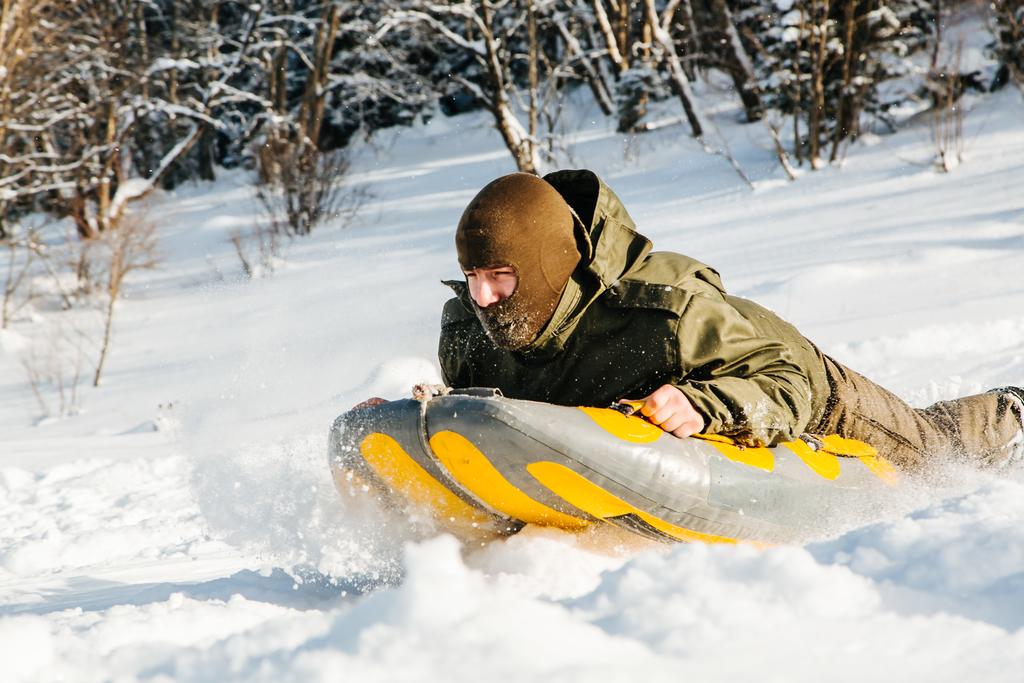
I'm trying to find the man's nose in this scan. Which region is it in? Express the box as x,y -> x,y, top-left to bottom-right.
477,279 -> 501,307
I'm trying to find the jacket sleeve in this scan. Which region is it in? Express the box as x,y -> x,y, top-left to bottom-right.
671,288 -> 814,446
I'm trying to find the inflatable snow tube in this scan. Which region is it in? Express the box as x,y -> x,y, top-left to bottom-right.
328,389 -> 899,544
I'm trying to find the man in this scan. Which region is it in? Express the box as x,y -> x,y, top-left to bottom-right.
439,170 -> 1024,472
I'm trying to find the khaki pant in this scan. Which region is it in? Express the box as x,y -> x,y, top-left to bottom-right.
811,355 -> 1023,472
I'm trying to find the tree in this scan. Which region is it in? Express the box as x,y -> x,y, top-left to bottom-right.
641,0 -> 704,136
0,0 -> 68,235
991,0 -> 1024,89
93,216 -> 159,386
376,0 -> 597,173
736,0 -> 935,167
0,0 -> 265,237
697,0 -> 763,121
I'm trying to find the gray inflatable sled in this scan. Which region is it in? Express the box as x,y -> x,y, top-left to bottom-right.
329,390 -> 898,544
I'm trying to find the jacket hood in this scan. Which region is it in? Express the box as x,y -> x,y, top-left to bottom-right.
543,169 -> 652,289
544,169 -> 726,297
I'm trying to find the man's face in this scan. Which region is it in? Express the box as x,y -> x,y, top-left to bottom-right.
464,266 -> 518,307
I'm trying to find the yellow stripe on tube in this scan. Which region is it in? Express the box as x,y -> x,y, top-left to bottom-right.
578,407 -> 664,443
359,433 -> 496,533
527,461 -> 736,544
816,435 -> 899,486
429,431 -> 589,530
782,439 -> 841,480
819,435 -> 877,458
694,433 -> 775,472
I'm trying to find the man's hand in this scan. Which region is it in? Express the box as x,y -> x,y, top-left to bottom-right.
632,385 -> 705,438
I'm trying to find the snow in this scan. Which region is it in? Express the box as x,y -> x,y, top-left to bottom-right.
2,76 -> 1024,680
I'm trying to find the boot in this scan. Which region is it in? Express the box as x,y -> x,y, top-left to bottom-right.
994,386 -> 1024,421
990,386 -> 1024,467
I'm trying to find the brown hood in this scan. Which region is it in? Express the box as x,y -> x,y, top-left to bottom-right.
455,173 -> 583,350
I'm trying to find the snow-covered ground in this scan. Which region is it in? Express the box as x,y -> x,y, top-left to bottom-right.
2,76 -> 1024,680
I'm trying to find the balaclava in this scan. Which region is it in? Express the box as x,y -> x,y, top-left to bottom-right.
456,173 -> 582,350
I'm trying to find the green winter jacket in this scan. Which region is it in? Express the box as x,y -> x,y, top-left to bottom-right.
439,169 -> 830,446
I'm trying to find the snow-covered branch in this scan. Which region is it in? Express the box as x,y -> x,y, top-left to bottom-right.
107,125 -> 203,225
374,10 -> 486,56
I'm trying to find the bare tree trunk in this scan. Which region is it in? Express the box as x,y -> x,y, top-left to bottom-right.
93,292 -> 115,387
1,238 -> 32,328
640,5 -> 652,63
830,0 -> 856,161
678,0 -> 702,79
479,0 -> 539,173
2,246 -> 12,328
197,127 -> 216,181
562,19 -> 615,116
272,43 -> 288,115
301,3 -> 341,145
590,0 -> 626,73
642,0 -> 703,137
617,0 -> 631,70
808,0 -> 830,168
592,0 -> 639,130
793,5 -> 806,165
136,2 -> 150,100
71,192 -> 99,240
96,100 -> 117,233
708,0 -> 763,121
169,0 -> 180,104
527,0 -> 539,144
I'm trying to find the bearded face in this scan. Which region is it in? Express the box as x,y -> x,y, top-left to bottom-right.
472,286 -> 552,350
